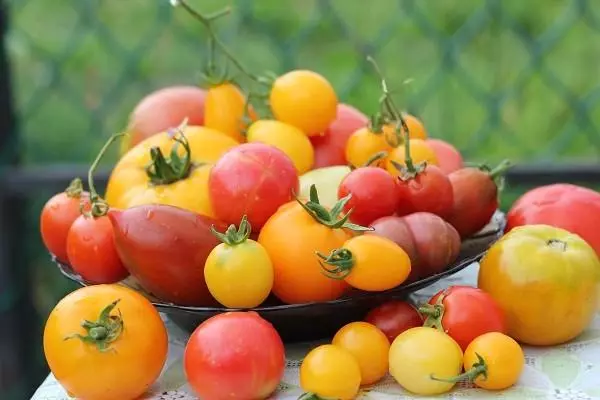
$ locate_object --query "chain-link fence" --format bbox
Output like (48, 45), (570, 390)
(2, 0), (600, 398)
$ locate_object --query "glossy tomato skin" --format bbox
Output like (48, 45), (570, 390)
(426, 139), (463, 174)
(338, 167), (398, 226)
(345, 126), (394, 168)
(66, 215), (128, 284)
(364, 300), (423, 343)
(402, 113), (428, 140)
(44, 285), (168, 400)
(209, 143), (299, 230)
(184, 312), (285, 400)
(108, 205), (227, 306)
(204, 82), (248, 143)
(426, 286), (507, 351)
(311, 103), (368, 168)
(396, 165), (453, 219)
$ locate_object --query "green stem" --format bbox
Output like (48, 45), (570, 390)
(145, 119), (193, 185)
(297, 393), (329, 400)
(64, 177), (84, 198)
(316, 248), (355, 280)
(64, 300), (124, 352)
(211, 215), (252, 246)
(88, 133), (125, 217)
(361, 151), (388, 168)
(430, 353), (488, 383)
(488, 159), (512, 180)
(419, 292), (447, 331)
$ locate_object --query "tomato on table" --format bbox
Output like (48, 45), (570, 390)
(364, 300), (423, 343)
(204, 81), (250, 143)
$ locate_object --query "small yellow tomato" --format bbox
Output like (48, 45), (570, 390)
(204, 216), (273, 308)
(389, 327), (463, 395)
(332, 322), (390, 386)
(246, 119), (315, 174)
(270, 70), (337, 135)
(300, 344), (361, 400)
(386, 138), (439, 177)
(403, 113), (428, 140)
(345, 126), (394, 168)
(204, 82), (249, 143)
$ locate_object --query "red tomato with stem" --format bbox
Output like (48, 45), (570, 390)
(184, 312), (286, 400)
(420, 285), (507, 351)
(426, 138), (464, 174)
(338, 166), (398, 226)
(364, 300), (423, 343)
(209, 143), (299, 230)
(396, 164), (454, 219)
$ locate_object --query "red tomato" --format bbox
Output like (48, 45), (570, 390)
(66, 215), (129, 284)
(40, 178), (90, 263)
(364, 301), (423, 343)
(184, 312), (286, 400)
(396, 165), (454, 219)
(422, 286), (507, 351)
(311, 104), (368, 168)
(338, 167), (398, 226)
(426, 139), (464, 174)
(209, 143), (299, 230)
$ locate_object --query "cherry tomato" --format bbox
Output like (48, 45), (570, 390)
(386, 139), (439, 177)
(364, 300), (423, 343)
(337, 166), (398, 226)
(389, 327), (463, 395)
(421, 286), (507, 351)
(40, 178), (90, 263)
(426, 138), (464, 174)
(332, 321), (390, 385)
(395, 164), (454, 219)
(299, 344), (361, 400)
(311, 103), (368, 168)
(319, 235), (411, 291)
(402, 113), (428, 140)
(270, 70), (337, 135)
(204, 82), (249, 143)
(345, 126), (394, 168)
(209, 143), (299, 230)
(184, 312), (285, 400)
(44, 284), (168, 400)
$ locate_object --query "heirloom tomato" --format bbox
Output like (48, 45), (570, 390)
(185, 312), (285, 400)
(247, 119), (314, 174)
(345, 125), (394, 168)
(270, 69), (337, 135)
(204, 82), (249, 143)
(479, 224), (600, 345)
(402, 113), (428, 140)
(385, 138), (439, 177)
(106, 123), (239, 216)
(364, 300), (423, 343)
(209, 142), (299, 230)
(44, 285), (168, 400)
(40, 177), (89, 263)
(426, 138), (464, 174)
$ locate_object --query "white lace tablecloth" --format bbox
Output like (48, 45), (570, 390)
(32, 263), (600, 400)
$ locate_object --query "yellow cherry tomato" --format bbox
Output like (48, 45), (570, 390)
(385, 138), (439, 177)
(345, 126), (395, 168)
(319, 235), (411, 291)
(332, 321), (390, 386)
(403, 113), (428, 140)
(300, 344), (361, 400)
(204, 82), (249, 143)
(246, 119), (315, 174)
(478, 224), (600, 346)
(389, 327), (463, 395)
(204, 216), (273, 308)
(270, 70), (337, 135)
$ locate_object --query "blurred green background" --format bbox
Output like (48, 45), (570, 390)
(3, 0), (600, 398)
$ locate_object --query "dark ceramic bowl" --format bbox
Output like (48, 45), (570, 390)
(54, 211), (506, 342)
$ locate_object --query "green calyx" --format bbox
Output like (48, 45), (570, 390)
(211, 215), (252, 246)
(146, 118), (193, 186)
(64, 177), (84, 198)
(64, 299), (124, 352)
(316, 248), (355, 280)
(430, 353), (488, 384)
(475, 159), (512, 191)
(419, 291), (447, 332)
(295, 185), (373, 232)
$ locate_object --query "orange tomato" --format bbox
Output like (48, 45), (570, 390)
(386, 139), (439, 177)
(403, 113), (428, 140)
(204, 82), (248, 143)
(270, 70), (337, 135)
(345, 126), (395, 168)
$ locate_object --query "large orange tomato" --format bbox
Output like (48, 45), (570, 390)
(478, 224), (600, 346)
(43, 285), (168, 400)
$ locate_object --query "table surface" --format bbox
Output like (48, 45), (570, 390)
(32, 263), (600, 400)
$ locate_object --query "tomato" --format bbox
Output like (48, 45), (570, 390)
(389, 327), (463, 395)
(270, 69), (337, 135)
(204, 216), (273, 308)
(299, 165), (351, 209)
(426, 138), (463, 174)
(299, 344), (361, 400)
(185, 312), (285, 400)
(364, 300), (423, 343)
(43, 284), (168, 400)
(479, 224), (600, 346)
(402, 113), (428, 140)
(337, 166), (398, 226)
(421, 286), (507, 351)
(368, 213), (461, 281)
(40, 178), (90, 263)
(506, 184), (600, 257)
(247, 119), (314, 174)
(204, 82), (249, 143)
(123, 85), (206, 153)
(106, 124), (239, 216)
(209, 142), (299, 230)
(311, 103), (368, 168)
(332, 321), (390, 385)
(385, 139), (438, 177)
(345, 126), (394, 168)
(395, 165), (454, 218)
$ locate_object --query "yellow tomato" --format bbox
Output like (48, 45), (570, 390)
(300, 344), (361, 400)
(246, 120), (314, 174)
(332, 322), (390, 386)
(345, 126), (395, 168)
(106, 125), (239, 215)
(389, 327), (463, 395)
(403, 113), (428, 140)
(204, 216), (273, 308)
(478, 224), (600, 346)
(204, 82), (248, 143)
(385, 138), (439, 177)
(270, 70), (337, 135)
(43, 285), (168, 400)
